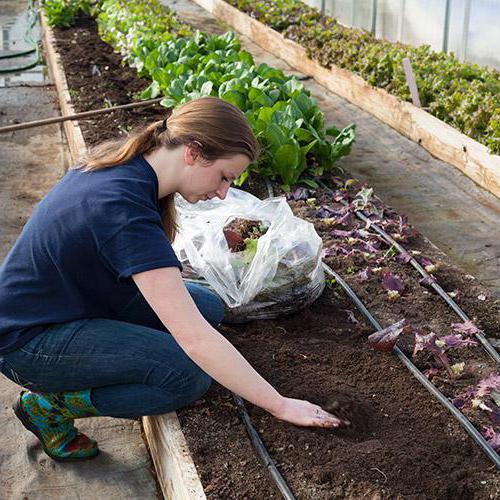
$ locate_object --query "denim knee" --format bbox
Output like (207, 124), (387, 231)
(186, 283), (225, 327)
(188, 369), (212, 401)
(208, 293), (225, 327)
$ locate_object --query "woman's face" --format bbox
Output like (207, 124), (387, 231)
(180, 149), (250, 204)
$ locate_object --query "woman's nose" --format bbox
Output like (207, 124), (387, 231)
(216, 184), (229, 200)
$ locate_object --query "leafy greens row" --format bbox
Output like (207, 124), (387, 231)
(43, 0), (356, 190)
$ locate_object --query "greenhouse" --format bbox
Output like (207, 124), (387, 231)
(0, 0), (499, 498)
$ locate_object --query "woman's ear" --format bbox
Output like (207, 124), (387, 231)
(184, 144), (198, 166)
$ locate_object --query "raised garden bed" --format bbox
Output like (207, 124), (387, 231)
(191, 0), (500, 199)
(42, 6), (500, 499)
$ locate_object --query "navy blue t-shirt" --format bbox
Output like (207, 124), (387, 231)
(0, 155), (182, 353)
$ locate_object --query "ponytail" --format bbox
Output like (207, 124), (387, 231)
(78, 97), (260, 242)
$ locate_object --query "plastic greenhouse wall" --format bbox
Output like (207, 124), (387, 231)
(305, 0), (500, 71)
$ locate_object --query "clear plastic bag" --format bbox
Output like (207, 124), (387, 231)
(173, 188), (325, 322)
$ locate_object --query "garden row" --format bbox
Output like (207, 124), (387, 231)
(42, 1), (499, 498)
(44, 0), (355, 191)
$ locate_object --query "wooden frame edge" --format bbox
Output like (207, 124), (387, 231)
(40, 13), (206, 500)
(40, 12), (86, 163)
(192, 0), (500, 199)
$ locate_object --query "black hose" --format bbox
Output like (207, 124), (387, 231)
(232, 394), (296, 500)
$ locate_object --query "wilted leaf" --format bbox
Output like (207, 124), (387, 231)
(286, 187), (315, 201)
(368, 319), (407, 352)
(482, 427), (500, 451)
(476, 373), (500, 398)
(419, 275), (437, 289)
(451, 320), (481, 337)
(358, 267), (372, 282)
(343, 309), (360, 325)
(382, 271), (405, 292)
(451, 362), (465, 377)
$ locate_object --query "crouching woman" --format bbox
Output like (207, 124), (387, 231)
(0, 97), (345, 462)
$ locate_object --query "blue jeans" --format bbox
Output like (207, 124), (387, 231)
(0, 283), (224, 418)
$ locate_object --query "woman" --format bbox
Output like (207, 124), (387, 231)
(0, 97), (346, 462)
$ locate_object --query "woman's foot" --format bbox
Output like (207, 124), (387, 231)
(13, 390), (100, 461)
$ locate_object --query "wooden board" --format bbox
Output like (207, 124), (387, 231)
(192, 0), (500, 199)
(40, 13), (86, 162)
(40, 13), (206, 500)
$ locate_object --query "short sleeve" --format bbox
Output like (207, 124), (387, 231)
(99, 215), (182, 282)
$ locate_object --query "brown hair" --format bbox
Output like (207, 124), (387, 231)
(78, 97), (260, 241)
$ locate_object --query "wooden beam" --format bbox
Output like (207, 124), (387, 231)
(191, 0), (500, 199)
(40, 13), (86, 162)
(40, 14), (205, 499)
(143, 414), (207, 500)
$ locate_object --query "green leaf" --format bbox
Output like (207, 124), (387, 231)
(221, 90), (247, 110)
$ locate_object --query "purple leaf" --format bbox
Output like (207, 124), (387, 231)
(368, 319), (407, 352)
(316, 206), (341, 218)
(482, 427), (500, 451)
(413, 331), (439, 357)
(363, 241), (381, 254)
(331, 229), (354, 238)
(333, 190), (349, 202)
(451, 320), (481, 337)
(396, 251), (412, 264)
(382, 271), (405, 292)
(440, 334), (478, 350)
(413, 331), (453, 376)
(476, 373), (500, 398)
(489, 407), (500, 425)
(424, 367), (440, 379)
(339, 211), (354, 227)
(419, 275), (437, 289)
(287, 187), (315, 201)
(419, 257), (433, 267)
(343, 309), (360, 325)
(358, 267), (372, 282)
(453, 387), (476, 409)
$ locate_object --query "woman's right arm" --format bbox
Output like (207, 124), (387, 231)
(132, 267), (348, 428)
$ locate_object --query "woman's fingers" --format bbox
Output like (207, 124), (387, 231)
(312, 405), (351, 428)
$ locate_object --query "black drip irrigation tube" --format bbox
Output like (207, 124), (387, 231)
(316, 179), (500, 365)
(232, 394), (296, 500)
(263, 178), (500, 469)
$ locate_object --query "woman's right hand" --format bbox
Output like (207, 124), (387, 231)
(270, 397), (351, 429)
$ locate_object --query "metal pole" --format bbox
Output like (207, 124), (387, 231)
(460, 0), (471, 61)
(321, 0), (326, 15)
(371, 0), (378, 35)
(351, 0), (356, 26)
(442, 0), (451, 53)
(0, 97), (165, 134)
(397, 0), (406, 41)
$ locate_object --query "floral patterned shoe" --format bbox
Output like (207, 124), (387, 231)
(13, 389), (100, 461)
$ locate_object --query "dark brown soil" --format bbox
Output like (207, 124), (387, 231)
(52, 14), (499, 500)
